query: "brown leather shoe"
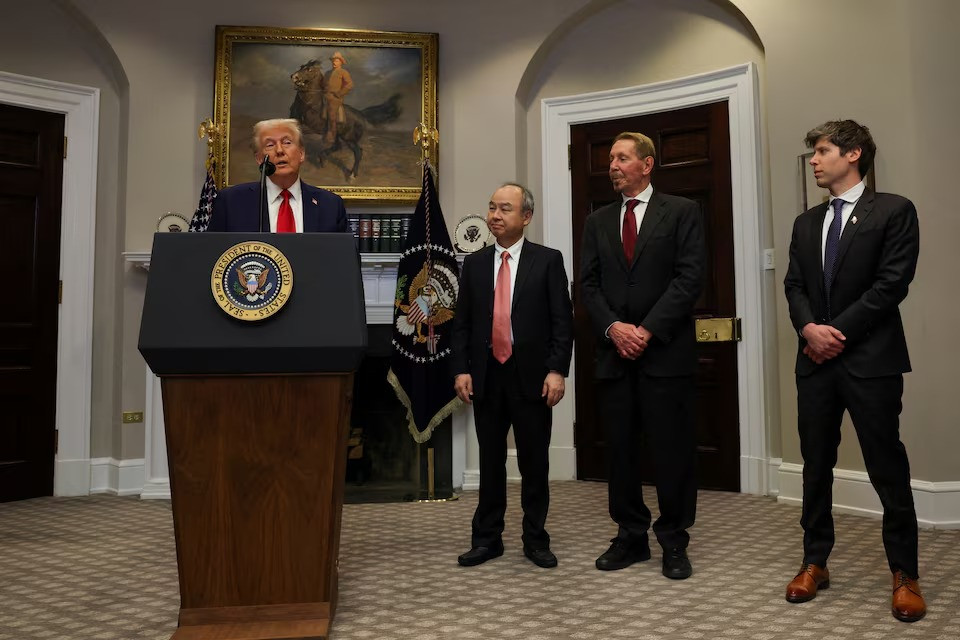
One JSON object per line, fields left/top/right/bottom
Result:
{"left": 785, "top": 563, "right": 830, "bottom": 603}
{"left": 891, "top": 571, "right": 926, "bottom": 622}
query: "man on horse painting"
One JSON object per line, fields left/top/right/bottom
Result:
{"left": 324, "top": 52, "right": 354, "bottom": 147}
{"left": 206, "top": 118, "right": 347, "bottom": 233}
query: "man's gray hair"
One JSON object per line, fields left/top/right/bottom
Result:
{"left": 251, "top": 118, "right": 304, "bottom": 152}
{"left": 500, "top": 182, "right": 535, "bottom": 214}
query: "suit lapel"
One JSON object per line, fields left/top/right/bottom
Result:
{"left": 832, "top": 189, "right": 874, "bottom": 274}
{"left": 631, "top": 191, "right": 665, "bottom": 266}
{"left": 300, "top": 182, "right": 317, "bottom": 232}
{"left": 599, "top": 202, "right": 629, "bottom": 271}
{"left": 480, "top": 246, "right": 496, "bottom": 315}
{"left": 512, "top": 242, "right": 536, "bottom": 313}
{"left": 808, "top": 202, "right": 829, "bottom": 302}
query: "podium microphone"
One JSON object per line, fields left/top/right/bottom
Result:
{"left": 258, "top": 157, "right": 276, "bottom": 233}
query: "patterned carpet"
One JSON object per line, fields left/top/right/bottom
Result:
{"left": 1, "top": 482, "right": 958, "bottom": 639}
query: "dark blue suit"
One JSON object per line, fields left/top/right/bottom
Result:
{"left": 207, "top": 180, "right": 347, "bottom": 232}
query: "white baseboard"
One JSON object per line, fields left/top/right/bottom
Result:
{"left": 55, "top": 458, "right": 92, "bottom": 496}
{"left": 767, "top": 457, "right": 782, "bottom": 497}
{"left": 777, "top": 462, "right": 960, "bottom": 530}
{"left": 139, "top": 481, "right": 171, "bottom": 500}
{"left": 461, "top": 445, "right": 576, "bottom": 491}
{"left": 89, "top": 457, "right": 145, "bottom": 496}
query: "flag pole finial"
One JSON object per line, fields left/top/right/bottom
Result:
{"left": 413, "top": 123, "right": 439, "bottom": 171}
{"left": 198, "top": 118, "right": 221, "bottom": 170}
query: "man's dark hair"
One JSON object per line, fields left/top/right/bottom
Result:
{"left": 804, "top": 119, "right": 876, "bottom": 179}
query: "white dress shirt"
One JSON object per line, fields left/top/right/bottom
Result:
{"left": 821, "top": 180, "right": 865, "bottom": 264}
{"left": 265, "top": 178, "right": 305, "bottom": 233}
{"left": 493, "top": 236, "right": 524, "bottom": 344}
{"left": 619, "top": 183, "right": 654, "bottom": 241}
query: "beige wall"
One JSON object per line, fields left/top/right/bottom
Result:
{"left": 3, "top": 0, "right": 956, "bottom": 483}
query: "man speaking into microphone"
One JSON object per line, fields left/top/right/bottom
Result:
{"left": 207, "top": 118, "right": 347, "bottom": 233}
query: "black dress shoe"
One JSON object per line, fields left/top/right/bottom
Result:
{"left": 596, "top": 537, "right": 651, "bottom": 571}
{"left": 523, "top": 546, "right": 558, "bottom": 568}
{"left": 662, "top": 547, "right": 692, "bottom": 579}
{"left": 457, "top": 544, "right": 504, "bottom": 567}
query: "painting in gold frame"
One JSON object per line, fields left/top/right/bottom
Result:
{"left": 213, "top": 25, "right": 438, "bottom": 204}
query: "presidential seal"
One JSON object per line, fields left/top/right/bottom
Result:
{"left": 211, "top": 242, "right": 293, "bottom": 321}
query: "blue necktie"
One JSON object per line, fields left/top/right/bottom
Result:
{"left": 823, "top": 198, "right": 845, "bottom": 317}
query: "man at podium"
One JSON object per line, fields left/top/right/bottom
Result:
{"left": 207, "top": 118, "right": 348, "bottom": 233}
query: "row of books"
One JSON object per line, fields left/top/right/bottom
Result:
{"left": 348, "top": 214, "right": 412, "bottom": 253}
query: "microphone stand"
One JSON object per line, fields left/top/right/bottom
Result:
{"left": 258, "top": 157, "right": 276, "bottom": 233}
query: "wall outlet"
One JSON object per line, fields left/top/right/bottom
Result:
{"left": 122, "top": 411, "right": 144, "bottom": 424}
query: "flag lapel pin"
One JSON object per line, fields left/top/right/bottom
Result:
{"left": 311, "top": 198, "right": 318, "bottom": 205}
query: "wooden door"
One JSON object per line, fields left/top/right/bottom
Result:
{"left": 0, "top": 102, "right": 65, "bottom": 502}
{"left": 571, "top": 101, "right": 740, "bottom": 491}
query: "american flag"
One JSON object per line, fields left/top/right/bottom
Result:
{"left": 188, "top": 163, "right": 219, "bottom": 232}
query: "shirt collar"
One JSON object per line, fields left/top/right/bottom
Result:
{"left": 829, "top": 180, "right": 865, "bottom": 206}
{"left": 495, "top": 236, "right": 524, "bottom": 258}
{"left": 622, "top": 183, "right": 654, "bottom": 205}
{"left": 266, "top": 177, "right": 302, "bottom": 202}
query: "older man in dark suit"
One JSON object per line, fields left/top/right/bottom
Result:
{"left": 207, "top": 118, "right": 347, "bottom": 233}
{"left": 580, "top": 132, "right": 705, "bottom": 580}
{"left": 451, "top": 183, "right": 573, "bottom": 569}
{"left": 784, "top": 120, "right": 925, "bottom": 622}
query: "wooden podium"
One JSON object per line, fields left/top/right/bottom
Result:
{"left": 139, "top": 233, "right": 367, "bottom": 640}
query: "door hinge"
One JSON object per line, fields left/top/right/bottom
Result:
{"left": 55, "top": 429, "right": 59, "bottom": 455}
{"left": 567, "top": 144, "right": 571, "bottom": 170}
{"left": 59, "top": 280, "right": 63, "bottom": 304}
{"left": 63, "top": 136, "right": 68, "bottom": 159}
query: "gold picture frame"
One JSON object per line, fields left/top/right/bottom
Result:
{"left": 213, "top": 25, "right": 438, "bottom": 204}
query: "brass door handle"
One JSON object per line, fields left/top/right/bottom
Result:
{"left": 695, "top": 317, "right": 742, "bottom": 342}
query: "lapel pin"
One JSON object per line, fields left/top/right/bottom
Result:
{"left": 311, "top": 198, "right": 318, "bottom": 205}
{"left": 851, "top": 216, "right": 858, "bottom": 224}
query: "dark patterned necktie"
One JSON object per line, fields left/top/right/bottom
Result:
{"left": 823, "top": 198, "right": 845, "bottom": 316}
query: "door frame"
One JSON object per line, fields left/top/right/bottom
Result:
{"left": 541, "top": 63, "right": 772, "bottom": 495}
{"left": 0, "top": 71, "right": 100, "bottom": 496}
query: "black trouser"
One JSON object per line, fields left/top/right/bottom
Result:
{"left": 598, "top": 369, "right": 697, "bottom": 551}
{"left": 797, "top": 360, "right": 918, "bottom": 578}
{"left": 471, "top": 355, "right": 552, "bottom": 550}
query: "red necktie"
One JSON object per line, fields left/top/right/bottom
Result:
{"left": 622, "top": 199, "right": 638, "bottom": 262}
{"left": 492, "top": 251, "right": 512, "bottom": 364}
{"left": 277, "top": 189, "right": 295, "bottom": 233}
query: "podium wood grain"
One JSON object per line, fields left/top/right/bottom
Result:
{"left": 161, "top": 375, "right": 352, "bottom": 640}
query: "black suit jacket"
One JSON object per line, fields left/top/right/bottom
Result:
{"left": 450, "top": 241, "right": 574, "bottom": 401}
{"left": 579, "top": 191, "right": 705, "bottom": 379}
{"left": 784, "top": 189, "right": 919, "bottom": 378}
{"left": 207, "top": 180, "right": 347, "bottom": 232}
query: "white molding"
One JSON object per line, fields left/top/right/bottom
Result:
{"left": 541, "top": 63, "right": 770, "bottom": 494}
{"left": 777, "top": 462, "right": 960, "bottom": 530}
{"left": 766, "top": 456, "right": 782, "bottom": 497}
{"left": 89, "top": 457, "right": 146, "bottom": 496}
{"left": 0, "top": 71, "right": 100, "bottom": 497}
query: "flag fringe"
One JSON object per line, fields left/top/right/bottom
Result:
{"left": 387, "top": 367, "right": 463, "bottom": 443}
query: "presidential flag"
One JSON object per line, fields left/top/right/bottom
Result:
{"left": 188, "top": 163, "right": 219, "bottom": 232}
{"left": 387, "top": 161, "right": 462, "bottom": 442}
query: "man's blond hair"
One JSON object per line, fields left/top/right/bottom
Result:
{"left": 251, "top": 118, "right": 304, "bottom": 152}
{"left": 613, "top": 131, "right": 656, "bottom": 160}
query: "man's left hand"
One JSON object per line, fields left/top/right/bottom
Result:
{"left": 542, "top": 372, "right": 565, "bottom": 407}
